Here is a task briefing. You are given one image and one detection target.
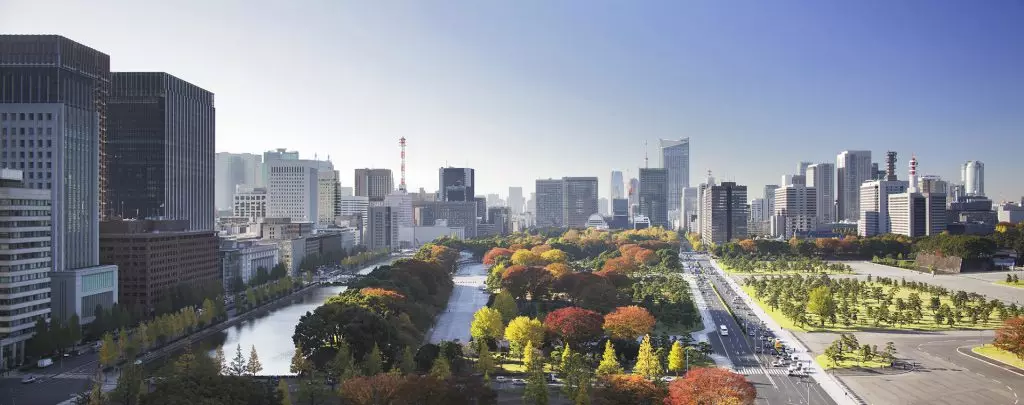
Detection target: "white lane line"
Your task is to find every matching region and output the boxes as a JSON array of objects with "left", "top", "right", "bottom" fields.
[{"left": 957, "top": 346, "right": 1024, "bottom": 377}]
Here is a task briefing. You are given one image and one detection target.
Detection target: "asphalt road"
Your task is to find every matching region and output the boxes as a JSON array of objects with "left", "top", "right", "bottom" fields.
[
  {"left": 426, "top": 261, "right": 490, "bottom": 344},
  {"left": 0, "top": 353, "right": 96, "bottom": 405},
  {"left": 685, "top": 254, "right": 838, "bottom": 405}
]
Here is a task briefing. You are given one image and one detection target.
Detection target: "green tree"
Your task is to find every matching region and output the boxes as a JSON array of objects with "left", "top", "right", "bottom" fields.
[
  {"left": 278, "top": 379, "right": 292, "bottom": 405},
  {"left": 807, "top": 286, "right": 837, "bottom": 327},
  {"left": 99, "top": 333, "right": 117, "bottom": 368},
  {"left": 561, "top": 351, "right": 591, "bottom": 405},
  {"left": 228, "top": 344, "right": 247, "bottom": 376},
  {"left": 522, "top": 350, "right": 549, "bottom": 405},
  {"left": 824, "top": 343, "right": 842, "bottom": 367},
  {"left": 560, "top": 345, "right": 573, "bottom": 373},
  {"left": 213, "top": 346, "right": 226, "bottom": 375},
  {"left": 633, "top": 335, "right": 662, "bottom": 379},
  {"left": 493, "top": 291, "right": 519, "bottom": 323},
  {"left": 860, "top": 344, "right": 873, "bottom": 363},
  {"left": 522, "top": 340, "right": 538, "bottom": 371},
  {"left": 295, "top": 371, "right": 331, "bottom": 405},
  {"left": 110, "top": 363, "right": 144, "bottom": 405},
  {"left": 246, "top": 345, "right": 263, "bottom": 376},
  {"left": 667, "top": 341, "right": 686, "bottom": 375},
  {"left": 290, "top": 344, "right": 312, "bottom": 376},
  {"left": 429, "top": 354, "right": 452, "bottom": 379},
  {"left": 596, "top": 340, "right": 623, "bottom": 376},
  {"left": 327, "top": 340, "right": 357, "bottom": 381},
  {"left": 470, "top": 306, "right": 505, "bottom": 343},
  {"left": 399, "top": 346, "right": 416, "bottom": 374},
  {"left": 504, "top": 316, "right": 545, "bottom": 356},
  {"left": 883, "top": 342, "right": 897, "bottom": 365},
  {"left": 67, "top": 313, "right": 82, "bottom": 346},
  {"left": 477, "top": 343, "right": 495, "bottom": 379},
  {"left": 363, "top": 343, "right": 383, "bottom": 376}
]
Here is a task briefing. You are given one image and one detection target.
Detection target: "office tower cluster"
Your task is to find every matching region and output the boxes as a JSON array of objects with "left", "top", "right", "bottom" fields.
[{"left": 533, "top": 177, "right": 599, "bottom": 229}]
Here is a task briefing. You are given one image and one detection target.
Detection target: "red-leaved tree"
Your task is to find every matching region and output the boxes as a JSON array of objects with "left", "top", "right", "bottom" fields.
[
  {"left": 483, "top": 248, "right": 514, "bottom": 265},
  {"left": 603, "top": 306, "right": 656, "bottom": 341},
  {"left": 501, "top": 266, "right": 554, "bottom": 301},
  {"left": 601, "top": 257, "right": 638, "bottom": 274},
  {"left": 664, "top": 367, "right": 756, "bottom": 405},
  {"left": 994, "top": 316, "right": 1024, "bottom": 361},
  {"left": 544, "top": 307, "right": 604, "bottom": 348},
  {"left": 592, "top": 374, "right": 666, "bottom": 405}
]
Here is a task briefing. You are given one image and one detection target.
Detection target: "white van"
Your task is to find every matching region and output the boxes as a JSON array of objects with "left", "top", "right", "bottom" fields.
[{"left": 719, "top": 325, "right": 729, "bottom": 336}]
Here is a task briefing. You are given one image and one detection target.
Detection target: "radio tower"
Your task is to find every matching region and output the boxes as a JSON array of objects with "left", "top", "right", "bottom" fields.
[
  {"left": 644, "top": 140, "right": 649, "bottom": 169},
  {"left": 399, "top": 137, "right": 407, "bottom": 192}
]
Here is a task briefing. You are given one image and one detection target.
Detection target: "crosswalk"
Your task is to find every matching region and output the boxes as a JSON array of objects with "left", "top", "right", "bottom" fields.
[{"left": 734, "top": 366, "right": 806, "bottom": 376}]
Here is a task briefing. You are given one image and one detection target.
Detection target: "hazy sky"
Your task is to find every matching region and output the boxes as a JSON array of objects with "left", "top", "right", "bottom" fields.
[{"left": 3, "top": 1, "right": 1022, "bottom": 200}]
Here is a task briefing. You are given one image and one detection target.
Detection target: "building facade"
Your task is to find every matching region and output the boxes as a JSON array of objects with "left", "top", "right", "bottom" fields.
[
  {"left": 836, "top": 150, "right": 872, "bottom": 222},
  {"left": 771, "top": 184, "right": 817, "bottom": 238},
  {"left": 659, "top": 138, "right": 690, "bottom": 220},
  {"left": 384, "top": 190, "right": 414, "bottom": 228},
  {"left": 108, "top": 72, "right": 215, "bottom": 231},
  {"left": 701, "top": 182, "right": 748, "bottom": 246},
  {"left": 535, "top": 179, "right": 564, "bottom": 228},
  {"left": 414, "top": 201, "right": 478, "bottom": 238},
  {"left": 267, "top": 159, "right": 322, "bottom": 222},
  {"left": 215, "top": 153, "right": 262, "bottom": 210},
  {"left": 562, "top": 177, "right": 599, "bottom": 229},
  {"left": 508, "top": 186, "right": 524, "bottom": 214},
  {"left": 317, "top": 169, "right": 341, "bottom": 226},
  {"left": 0, "top": 169, "right": 52, "bottom": 369},
  {"left": 354, "top": 168, "right": 394, "bottom": 202},
  {"left": 232, "top": 187, "right": 267, "bottom": 220},
  {"left": 218, "top": 238, "right": 279, "bottom": 291},
  {"left": 961, "top": 161, "right": 984, "bottom": 197},
  {"left": 365, "top": 206, "right": 398, "bottom": 252},
  {"left": 805, "top": 163, "right": 835, "bottom": 224},
  {"left": 888, "top": 193, "right": 947, "bottom": 237},
  {"left": 1, "top": 35, "right": 119, "bottom": 323},
  {"left": 638, "top": 168, "right": 668, "bottom": 228},
  {"left": 439, "top": 167, "right": 474, "bottom": 202},
  {"left": 610, "top": 170, "right": 624, "bottom": 200},
  {"left": 857, "top": 180, "right": 908, "bottom": 236}
]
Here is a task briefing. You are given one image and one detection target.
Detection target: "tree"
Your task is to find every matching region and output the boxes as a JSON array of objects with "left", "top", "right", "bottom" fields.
[
  {"left": 545, "top": 262, "right": 573, "bottom": 279},
  {"left": 290, "top": 344, "right": 312, "bottom": 376},
  {"left": 522, "top": 340, "right": 538, "bottom": 371},
  {"left": 541, "top": 249, "right": 569, "bottom": 264},
  {"left": 399, "top": 346, "right": 416, "bottom": 374},
  {"left": 502, "top": 265, "right": 555, "bottom": 300},
  {"left": 561, "top": 349, "right": 592, "bottom": 404},
  {"left": 477, "top": 343, "right": 495, "bottom": 379},
  {"left": 545, "top": 307, "right": 604, "bottom": 348},
  {"left": 603, "top": 306, "right": 656, "bottom": 341},
  {"left": 99, "top": 332, "right": 117, "bottom": 368},
  {"left": 664, "top": 367, "right": 756, "bottom": 405},
  {"left": 505, "top": 316, "right": 546, "bottom": 356},
  {"left": 511, "top": 249, "right": 546, "bottom": 267},
  {"left": 28, "top": 318, "right": 52, "bottom": 358},
  {"left": 363, "top": 343, "right": 384, "bottom": 376},
  {"left": 67, "top": 313, "right": 82, "bottom": 346},
  {"left": 327, "top": 340, "right": 357, "bottom": 382},
  {"left": 213, "top": 346, "right": 226, "bottom": 375},
  {"left": 807, "top": 286, "right": 837, "bottom": 327},
  {"left": 593, "top": 374, "right": 664, "bottom": 405},
  {"left": 429, "top": 354, "right": 452, "bottom": 379},
  {"left": 522, "top": 349, "right": 549, "bottom": 405},
  {"left": 596, "top": 340, "right": 624, "bottom": 376},
  {"left": 493, "top": 291, "right": 519, "bottom": 323},
  {"left": 667, "top": 341, "right": 686, "bottom": 375},
  {"left": 484, "top": 247, "right": 515, "bottom": 265},
  {"left": 228, "top": 344, "right": 247, "bottom": 376},
  {"left": 470, "top": 307, "right": 505, "bottom": 343},
  {"left": 633, "top": 335, "right": 662, "bottom": 379},
  {"left": 278, "top": 379, "right": 292, "bottom": 405},
  {"left": 110, "top": 363, "right": 144, "bottom": 405},
  {"left": 825, "top": 343, "right": 842, "bottom": 367},
  {"left": 994, "top": 316, "right": 1024, "bottom": 361},
  {"left": 246, "top": 345, "right": 263, "bottom": 376},
  {"left": 295, "top": 371, "right": 332, "bottom": 405}
]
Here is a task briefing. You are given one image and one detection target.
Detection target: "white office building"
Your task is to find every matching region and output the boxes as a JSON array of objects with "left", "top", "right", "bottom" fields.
[
  {"left": 233, "top": 186, "right": 267, "bottom": 220},
  {"left": 215, "top": 152, "right": 263, "bottom": 210},
  {"left": 267, "top": 159, "right": 324, "bottom": 223},
  {"left": 771, "top": 184, "right": 817, "bottom": 238},
  {"left": 365, "top": 206, "right": 398, "bottom": 252},
  {"left": 317, "top": 169, "right": 341, "bottom": 226},
  {"left": 805, "top": 163, "right": 835, "bottom": 224},
  {"left": 384, "top": 190, "right": 414, "bottom": 228},
  {"left": 837, "top": 150, "right": 873, "bottom": 222},
  {"left": 961, "top": 161, "right": 984, "bottom": 197},
  {"left": 858, "top": 180, "right": 908, "bottom": 236}
]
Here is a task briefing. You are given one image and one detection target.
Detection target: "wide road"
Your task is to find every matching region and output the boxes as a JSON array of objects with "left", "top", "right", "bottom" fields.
[
  {"left": 426, "top": 259, "right": 490, "bottom": 344},
  {"left": 684, "top": 253, "right": 838, "bottom": 405},
  {"left": 0, "top": 354, "right": 95, "bottom": 405}
]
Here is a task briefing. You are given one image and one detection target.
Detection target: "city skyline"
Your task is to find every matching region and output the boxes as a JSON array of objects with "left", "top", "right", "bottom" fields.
[{"left": 3, "top": 1, "right": 1021, "bottom": 201}]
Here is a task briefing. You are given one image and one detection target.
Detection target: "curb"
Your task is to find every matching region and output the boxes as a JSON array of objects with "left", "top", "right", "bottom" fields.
[{"left": 682, "top": 272, "right": 734, "bottom": 370}]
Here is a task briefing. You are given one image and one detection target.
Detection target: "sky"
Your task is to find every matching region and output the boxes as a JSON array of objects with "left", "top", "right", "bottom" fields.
[{"left": 2, "top": 0, "right": 1023, "bottom": 201}]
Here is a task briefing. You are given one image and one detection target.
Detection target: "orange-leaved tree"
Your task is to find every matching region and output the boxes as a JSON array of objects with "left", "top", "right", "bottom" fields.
[
  {"left": 665, "top": 367, "right": 756, "bottom": 405},
  {"left": 603, "top": 306, "right": 656, "bottom": 341},
  {"left": 544, "top": 307, "right": 604, "bottom": 348},
  {"left": 592, "top": 374, "right": 665, "bottom": 405},
  {"left": 994, "top": 316, "right": 1024, "bottom": 361},
  {"left": 545, "top": 262, "right": 572, "bottom": 279},
  {"left": 483, "top": 248, "right": 514, "bottom": 265}
]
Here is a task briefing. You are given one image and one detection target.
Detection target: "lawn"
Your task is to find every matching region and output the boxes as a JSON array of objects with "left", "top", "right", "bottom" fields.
[
  {"left": 814, "top": 353, "right": 890, "bottom": 370},
  {"left": 740, "top": 283, "right": 1004, "bottom": 333},
  {"left": 972, "top": 344, "right": 1024, "bottom": 369},
  {"left": 995, "top": 281, "right": 1024, "bottom": 289}
]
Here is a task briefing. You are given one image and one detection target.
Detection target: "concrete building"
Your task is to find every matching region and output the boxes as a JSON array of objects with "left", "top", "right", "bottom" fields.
[
  {"left": 610, "top": 170, "right": 624, "bottom": 200},
  {"left": 1, "top": 35, "right": 118, "bottom": 324},
  {"left": 659, "top": 138, "right": 690, "bottom": 220},
  {"left": 763, "top": 185, "right": 779, "bottom": 220},
  {"left": 748, "top": 198, "right": 767, "bottom": 237},
  {"left": 857, "top": 180, "right": 908, "bottom": 236},
  {"left": 487, "top": 206, "right": 512, "bottom": 236},
  {"left": 384, "top": 190, "right": 414, "bottom": 228},
  {"left": 486, "top": 194, "right": 501, "bottom": 207},
  {"left": 508, "top": 186, "right": 524, "bottom": 214},
  {"left": 563, "top": 177, "right": 599, "bottom": 229},
  {"left": 627, "top": 178, "right": 640, "bottom": 218},
  {"left": 99, "top": 219, "right": 219, "bottom": 314},
  {"left": 610, "top": 198, "right": 630, "bottom": 229},
  {"left": 962, "top": 161, "right": 985, "bottom": 197},
  {"left": 338, "top": 195, "right": 369, "bottom": 232},
  {"left": 317, "top": 169, "right": 341, "bottom": 226},
  {"left": 439, "top": 167, "right": 475, "bottom": 202},
  {"left": 681, "top": 187, "right": 698, "bottom": 231},
  {"left": 414, "top": 201, "right": 478, "bottom": 238},
  {"left": 771, "top": 184, "right": 818, "bottom": 238},
  {"left": 797, "top": 162, "right": 813, "bottom": 177},
  {"left": 997, "top": 203, "right": 1024, "bottom": 224},
  {"left": 805, "top": 163, "right": 835, "bottom": 224},
  {"left": 259, "top": 217, "right": 314, "bottom": 240},
  {"left": 599, "top": 198, "right": 609, "bottom": 216},
  {"left": 701, "top": 182, "right": 748, "bottom": 246},
  {"left": 108, "top": 72, "right": 215, "bottom": 231},
  {"left": 267, "top": 159, "right": 323, "bottom": 222},
  {"left": 694, "top": 172, "right": 716, "bottom": 237},
  {"left": 218, "top": 238, "right": 279, "bottom": 292},
  {"left": 216, "top": 153, "right": 262, "bottom": 210},
  {"left": 0, "top": 169, "right": 52, "bottom": 369},
  {"left": 837, "top": 150, "right": 873, "bottom": 221},
  {"left": 340, "top": 187, "right": 353, "bottom": 197},
  {"left": 639, "top": 168, "right": 669, "bottom": 228},
  {"left": 399, "top": 221, "right": 465, "bottom": 247},
  {"left": 888, "top": 192, "right": 947, "bottom": 237},
  {"left": 585, "top": 214, "right": 610, "bottom": 230},
  {"left": 535, "top": 179, "right": 564, "bottom": 228},
  {"left": 475, "top": 196, "right": 487, "bottom": 223},
  {"left": 262, "top": 148, "right": 299, "bottom": 187},
  {"left": 232, "top": 187, "right": 267, "bottom": 220},
  {"left": 365, "top": 206, "right": 398, "bottom": 252},
  {"left": 918, "top": 175, "right": 948, "bottom": 196},
  {"left": 354, "top": 168, "right": 394, "bottom": 202}
]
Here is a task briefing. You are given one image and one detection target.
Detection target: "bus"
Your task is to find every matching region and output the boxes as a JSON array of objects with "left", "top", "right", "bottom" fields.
[{"left": 719, "top": 325, "right": 729, "bottom": 336}]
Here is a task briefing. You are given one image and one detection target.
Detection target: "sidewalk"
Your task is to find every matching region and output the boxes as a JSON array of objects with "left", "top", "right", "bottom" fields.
[
  {"left": 708, "top": 258, "right": 859, "bottom": 405},
  {"left": 682, "top": 273, "right": 733, "bottom": 369}
]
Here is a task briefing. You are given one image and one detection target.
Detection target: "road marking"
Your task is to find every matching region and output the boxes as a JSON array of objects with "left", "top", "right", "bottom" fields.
[{"left": 956, "top": 346, "right": 1024, "bottom": 377}]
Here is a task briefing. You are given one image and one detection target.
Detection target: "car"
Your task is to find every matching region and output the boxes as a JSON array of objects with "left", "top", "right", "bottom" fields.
[
  {"left": 788, "top": 368, "right": 807, "bottom": 377},
  {"left": 748, "top": 330, "right": 755, "bottom": 337},
  {"left": 661, "top": 376, "right": 677, "bottom": 382},
  {"left": 771, "top": 359, "right": 787, "bottom": 367},
  {"left": 754, "top": 346, "right": 763, "bottom": 353},
  {"left": 787, "top": 363, "right": 801, "bottom": 373},
  {"left": 495, "top": 376, "right": 507, "bottom": 382},
  {"left": 512, "top": 379, "right": 527, "bottom": 386},
  {"left": 21, "top": 375, "right": 37, "bottom": 384}
]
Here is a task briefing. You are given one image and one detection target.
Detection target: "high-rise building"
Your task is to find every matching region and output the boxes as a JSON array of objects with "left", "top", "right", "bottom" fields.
[
  {"left": 610, "top": 170, "right": 625, "bottom": 200},
  {"left": 215, "top": 153, "right": 262, "bottom": 210},
  {"left": 837, "top": 150, "right": 873, "bottom": 221},
  {"left": 681, "top": 187, "right": 698, "bottom": 231},
  {"left": 701, "top": 182, "right": 748, "bottom": 246},
  {"left": 857, "top": 180, "right": 908, "bottom": 236},
  {"left": 340, "top": 187, "right": 354, "bottom": 197},
  {"left": 99, "top": 219, "right": 218, "bottom": 314},
  {"left": 338, "top": 195, "right": 370, "bottom": 240},
  {"left": 439, "top": 167, "right": 475, "bottom": 202},
  {"left": 108, "top": 72, "right": 215, "bottom": 230},
  {"left": 749, "top": 197, "right": 766, "bottom": 236},
  {"left": 384, "top": 190, "right": 414, "bottom": 228},
  {"left": 961, "top": 161, "right": 985, "bottom": 197},
  {"left": 659, "top": 138, "right": 690, "bottom": 218},
  {"left": 233, "top": 186, "right": 267, "bottom": 220},
  {"left": 888, "top": 191, "right": 947, "bottom": 237},
  {"left": 562, "top": 177, "right": 599, "bottom": 228},
  {"left": 413, "top": 201, "right": 478, "bottom": 237},
  {"left": 1, "top": 35, "right": 118, "bottom": 323},
  {"left": 639, "top": 168, "right": 669, "bottom": 228},
  {"left": 627, "top": 177, "right": 640, "bottom": 218},
  {"left": 763, "top": 185, "right": 779, "bottom": 219},
  {"left": 695, "top": 172, "right": 717, "bottom": 236},
  {"left": 535, "top": 179, "right": 564, "bottom": 228},
  {"left": 611, "top": 198, "right": 629, "bottom": 229},
  {"left": 0, "top": 169, "right": 52, "bottom": 368},
  {"left": 797, "top": 162, "right": 813, "bottom": 177},
  {"left": 918, "top": 175, "right": 948, "bottom": 196},
  {"left": 317, "top": 169, "right": 341, "bottom": 226},
  {"left": 262, "top": 148, "right": 299, "bottom": 185},
  {"left": 267, "top": 159, "right": 324, "bottom": 222},
  {"left": 354, "top": 168, "right": 394, "bottom": 202},
  {"left": 508, "top": 187, "right": 524, "bottom": 214},
  {"left": 598, "top": 197, "right": 609, "bottom": 216},
  {"left": 527, "top": 192, "right": 536, "bottom": 215},
  {"left": 486, "top": 193, "right": 501, "bottom": 207},
  {"left": 805, "top": 163, "right": 835, "bottom": 224},
  {"left": 365, "top": 206, "right": 398, "bottom": 252},
  {"left": 770, "top": 184, "right": 817, "bottom": 238}
]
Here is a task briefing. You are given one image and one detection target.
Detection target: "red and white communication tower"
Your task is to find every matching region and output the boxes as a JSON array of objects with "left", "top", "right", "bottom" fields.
[{"left": 399, "top": 137, "right": 407, "bottom": 192}]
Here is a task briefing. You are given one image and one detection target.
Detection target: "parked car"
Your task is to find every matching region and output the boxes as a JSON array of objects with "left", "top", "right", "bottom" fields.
[
  {"left": 36, "top": 358, "right": 53, "bottom": 368},
  {"left": 21, "top": 375, "right": 37, "bottom": 384},
  {"left": 495, "top": 376, "right": 507, "bottom": 382}
]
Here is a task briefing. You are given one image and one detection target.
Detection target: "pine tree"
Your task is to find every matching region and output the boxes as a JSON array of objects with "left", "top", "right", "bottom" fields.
[
  {"left": 328, "top": 341, "right": 356, "bottom": 381},
  {"left": 596, "top": 340, "right": 623, "bottom": 376},
  {"left": 228, "top": 344, "right": 247, "bottom": 376},
  {"left": 667, "top": 341, "right": 686, "bottom": 375},
  {"left": 363, "top": 343, "right": 383, "bottom": 375},
  {"left": 213, "top": 346, "right": 226, "bottom": 375},
  {"left": 522, "top": 351, "right": 549, "bottom": 405},
  {"left": 522, "top": 340, "right": 537, "bottom": 371},
  {"left": 429, "top": 354, "right": 452, "bottom": 379},
  {"left": 246, "top": 345, "right": 263, "bottom": 376},
  {"left": 278, "top": 379, "right": 292, "bottom": 405},
  {"left": 399, "top": 346, "right": 416, "bottom": 374},
  {"left": 633, "top": 335, "right": 662, "bottom": 379},
  {"left": 290, "top": 344, "right": 311, "bottom": 376},
  {"left": 477, "top": 343, "right": 495, "bottom": 379},
  {"left": 560, "top": 345, "right": 573, "bottom": 373}
]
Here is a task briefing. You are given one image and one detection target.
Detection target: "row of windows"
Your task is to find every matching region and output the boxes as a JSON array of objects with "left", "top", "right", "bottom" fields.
[
  {"left": 0, "top": 231, "right": 51, "bottom": 239},
  {"left": 1, "top": 138, "right": 54, "bottom": 147},
  {"left": 0, "top": 112, "right": 53, "bottom": 121},
  {"left": 0, "top": 251, "right": 51, "bottom": 260},
  {"left": 0, "top": 220, "right": 50, "bottom": 227},
  {"left": 0, "top": 293, "right": 50, "bottom": 307},
  {"left": 1, "top": 151, "right": 54, "bottom": 160},
  {"left": 0, "top": 199, "right": 50, "bottom": 206},
  {"left": 0, "top": 313, "right": 47, "bottom": 329},
  {"left": 1, "top": 161, "right": 53, "bottom": 170},
  {"left": 0, "top": 270, "right": 51, "bottom": 282},
  {"left": 0, "top": 210, "right": 50, "bottom": 217},
  {"left": 0, "top": 241, "right": 51, "bottom": 250},
  {"left": 1, "top": 127, "right": 54, "bottom": 137},
  {"left": 0, "top": 283, "right": 49, "bottom": 296}
]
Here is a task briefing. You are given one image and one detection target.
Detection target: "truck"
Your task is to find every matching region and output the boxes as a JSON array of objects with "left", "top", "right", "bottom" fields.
[{"left": 37, "top": 358, "right": 53, "bottom": 368}]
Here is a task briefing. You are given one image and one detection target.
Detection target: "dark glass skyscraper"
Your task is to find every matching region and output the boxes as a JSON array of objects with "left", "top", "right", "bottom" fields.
[
  {"left": 639, "top": 168, "right": 669, "bottom": 228},
  {"left": 108, "top": 72, "right": 215, "bottom": 230},
  {"left": 439, "top": 167, "right": 474, "bottom": 202}
]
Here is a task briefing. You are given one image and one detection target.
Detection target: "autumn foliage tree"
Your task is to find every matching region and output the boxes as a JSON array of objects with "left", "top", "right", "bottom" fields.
[
  {"left": 592, "top": 374, "right": 665, "bottom": 405},
  {"left": 603, "top": 306, "right": 656, "bottom": 341},
  {"left": 600, "top": 257, "right": 638, "bottom": 275},
  {"left": 483, "top": 248, "right": 514, "bottom": 265},
  {"left": 994, "top": 316, "right": 1024, "bottom": 361},
  {"left": 545, "top": 262, "right": 572, "bottom": 279},
  {"left": 511, "top": 249, "right": 546, "bottom": 267},
  {"left": 505, "top": 316, "right": 546, "bottom": 356},
  {"left": 544, "top": 307, "right": 604, "bottom": 348},
  {"left": 664, "top": 367, "right": 756, "bottom": 405},
  {"left": 501, "top": 265, "right": 554, "bottom": 301}
]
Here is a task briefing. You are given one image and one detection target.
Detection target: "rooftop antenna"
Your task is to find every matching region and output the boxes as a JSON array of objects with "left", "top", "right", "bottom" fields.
[
  {"left": 399, "top": 137, "right": 407, "bottom": 192},
  {"left": 644, "top": 140, "right": 649, "bottom": 169}
]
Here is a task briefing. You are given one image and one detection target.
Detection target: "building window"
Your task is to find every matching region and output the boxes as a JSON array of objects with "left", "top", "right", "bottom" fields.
[
  {"left": 1, "top": 113, "right": 6, "bottom": 121},
  {"left": 28, "top": 113, "right": 34, "bottom": 120},
  {"left": 46, "top": 140, "right": 51, "bottom": 147},
  {"left": 28, "top": 140, "right": 33, "bottom": 147},
  {"left": 46, "top": 113, "right": 52, "bottom": 121}
]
